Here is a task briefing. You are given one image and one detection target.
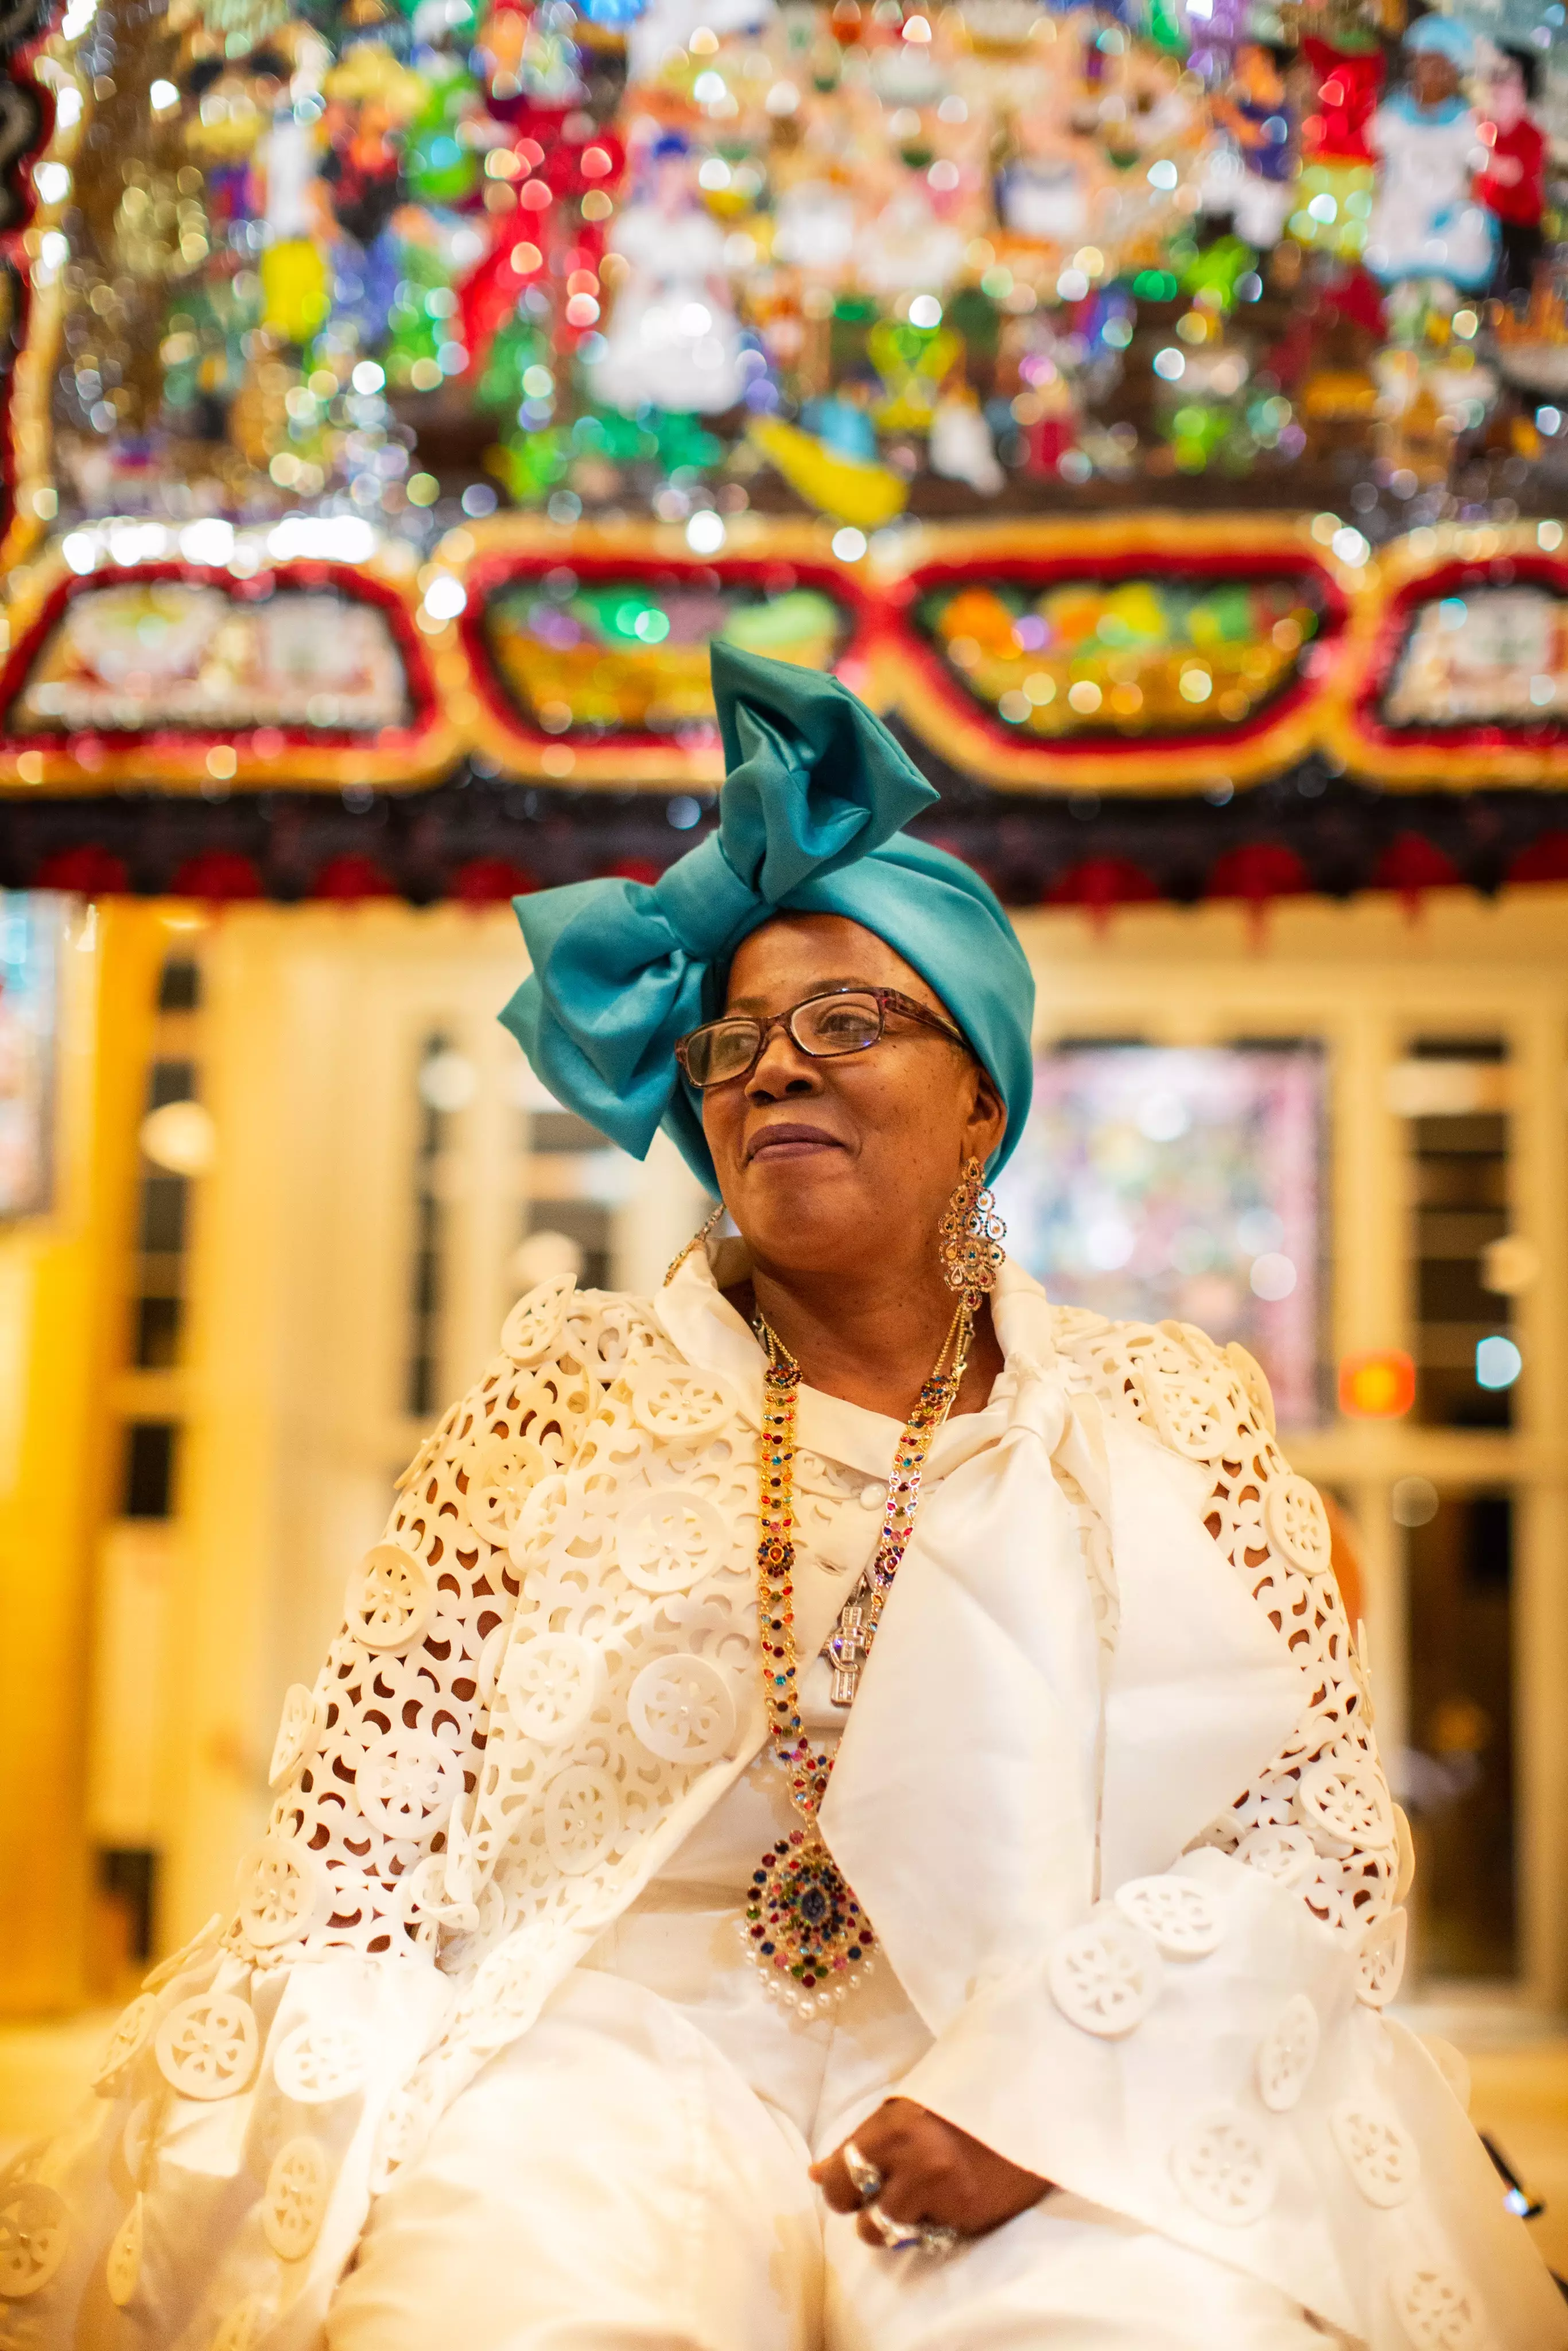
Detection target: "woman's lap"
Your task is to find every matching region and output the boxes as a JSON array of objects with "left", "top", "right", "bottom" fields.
[{"left": 326, "top": 1970, "right": 1344, "bottom": 2351}]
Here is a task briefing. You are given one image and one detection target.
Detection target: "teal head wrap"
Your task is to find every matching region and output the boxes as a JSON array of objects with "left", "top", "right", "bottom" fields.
[{"left": 499, "top": 644, "right": 1035, "bottom": 1191}]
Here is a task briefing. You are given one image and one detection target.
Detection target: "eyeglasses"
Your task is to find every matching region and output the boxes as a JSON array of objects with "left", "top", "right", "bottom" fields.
[{"left": 675, "top": 986, "right": 966, "bottom": 1090}]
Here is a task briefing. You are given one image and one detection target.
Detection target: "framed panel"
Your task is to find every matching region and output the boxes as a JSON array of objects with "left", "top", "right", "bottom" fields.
[
  {"left": 459, "top": 517, "right": 876, "bottom": 786},
  {"left": 1335, "top": 526, "right": 1568, "bottom": 789},
  {"left": 0, "top": 530, "right": 456, "bottom": 791},
  {"left": 882, "top": 519, "right": 1356, "bottom": 793}
]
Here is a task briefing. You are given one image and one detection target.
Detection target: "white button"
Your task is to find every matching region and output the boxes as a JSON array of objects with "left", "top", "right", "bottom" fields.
[
  {"left": 1235, "top": 1823, "right": 1318, "bottom": 1888},
  {"left": 0, "top": 2181, "right": 70, "bottom": 2299},
  {"left": 154, "top": 1992, "right": 259, "bottom": 2101},
  {"left": 1047, "top": 1914, "right": 1162, "bottom": 2037},
  {"left": 1356, "top": 1906, "right": 1408, "bottom": 2008},
  {"left": 236, "top": 1839, "right": 324, "bottom": 1952},
  {"left": 617, "top": 1489, "right": 731, "bottom": 1594},
  {"left": 500, "top": 1631, "right": 606, "bottom": 1745},
  {"left": 630, "top": 1364, "right": 735, "bottom": 1440},
  {"left": 211, "top": 2295, "right": 276, "bottom": 2351},
  {"left": 543, "top": 1763, "right": 623, "bottom": 1876},
  {"left": 1390, "top": 2259, "right": 1487, "bottom": 2351},
  {"left": 859, "top": 1484, "right": 886, "bottom": 1510},
  {"left": 1263, "top": 1473, "right": 1333, "bottom": 1577},
  {"left": 273, "top": 2020, "right": 369, "bottom": 2106},
  {"left": 92, "top": 1991, "right": 159, "bottom": 2095},
  {"left": 1256, "top": 1993, "right": 1319, "bottom": 2112},
  {"left": 269, "top": 1685, "right": 318, "bottom": 1787},
  {"left": 1113, "top": 1875, "right": 1223, "bottom": 1959},
  {"left": 356, "top": 1731, "right": 464, "bottom": 1837},
  {"left": 500, "top": 1270, "right": 574, "bottom": 1363},
  {"left": 262, "top": 2136, "right": 330, "bottom": 2262},
  {"left": 344, "top": 1543, "right": 435, "bottom": 1655},
  {"left": 1170, "top": 2108, "right": 1278, "bottom": 2227},
  {"left": 105, "top": 2195, "right": 142, "bottom": 2307},
  {"left": 627, "top": 1653, "right": 736, "bottom": 1764},
  {"left": 1295, "top": 1756, "right": 1394, "bottom": 1852},
  {"left": 1331, "top": 2100, "right": 1420, "bottom": 2207}
]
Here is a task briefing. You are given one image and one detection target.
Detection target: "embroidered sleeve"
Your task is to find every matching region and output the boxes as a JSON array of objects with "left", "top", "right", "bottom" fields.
[
  {"left": 1058, "top": 1310, "right": 1406, "bottom": 1993},
  {"left": 232, "top": 1273, "right": 659, "bottom": 1968}
]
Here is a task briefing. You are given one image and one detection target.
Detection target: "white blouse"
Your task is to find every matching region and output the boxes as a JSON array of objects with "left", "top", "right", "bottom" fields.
[{"left": 15, "top": 1247, "right": 1566, "bottom": 2351}]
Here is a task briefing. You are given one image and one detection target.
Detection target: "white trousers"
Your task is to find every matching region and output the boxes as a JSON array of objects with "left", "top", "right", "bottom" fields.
[{"left": 328, "top": 1922, "right": 1346, "bottom": 2351}]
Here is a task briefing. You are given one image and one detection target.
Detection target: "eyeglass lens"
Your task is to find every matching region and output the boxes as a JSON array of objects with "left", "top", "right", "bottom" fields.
[{"left": 684, "top": 992, "right": 884, "bottom": 1087}]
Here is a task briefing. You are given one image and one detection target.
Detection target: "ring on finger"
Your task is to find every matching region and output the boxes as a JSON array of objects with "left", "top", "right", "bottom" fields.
[
  {"left": 864, "top": 2203, "right": 958, "bottom": 2257},
  {"left": 864, "top": 2203, "right": 924, "bottom": 2251},
  {"left": 842, "top": 2141, "right": 884, "bottom": 2205}
]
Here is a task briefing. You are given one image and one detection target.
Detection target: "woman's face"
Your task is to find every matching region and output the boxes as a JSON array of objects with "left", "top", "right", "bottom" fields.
[{"left": 701, "top": 913, "right": 1006, "bottom": 1279}]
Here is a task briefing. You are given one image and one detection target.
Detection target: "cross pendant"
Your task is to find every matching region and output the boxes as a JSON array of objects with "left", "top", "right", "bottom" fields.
[{"left": 825, "top": 1585, "right": 871, "bottom": 1706}]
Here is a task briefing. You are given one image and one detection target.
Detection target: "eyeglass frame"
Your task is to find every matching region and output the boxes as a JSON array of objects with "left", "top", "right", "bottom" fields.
[{"left": 674, "top": 984, "right": 968, "bottom": 1089}]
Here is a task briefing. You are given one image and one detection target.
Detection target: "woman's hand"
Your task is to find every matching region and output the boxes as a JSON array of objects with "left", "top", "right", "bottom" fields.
[{"left": 810, "top": 2098, "right": 1051, "bottom": 2244}]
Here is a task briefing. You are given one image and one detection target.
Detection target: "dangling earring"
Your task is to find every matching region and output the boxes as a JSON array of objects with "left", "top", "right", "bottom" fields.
[
  {"left": 938, "top": 1157, "right": 1005, "bottom": 1308},
  {"left": 663, "top": 1201, "right": 725, "bottom": 1287}
]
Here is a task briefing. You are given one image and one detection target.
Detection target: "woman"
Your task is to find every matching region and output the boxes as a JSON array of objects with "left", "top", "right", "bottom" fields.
[{"left": 15, "top": 651, "right": 1566, "bottom": 2351}]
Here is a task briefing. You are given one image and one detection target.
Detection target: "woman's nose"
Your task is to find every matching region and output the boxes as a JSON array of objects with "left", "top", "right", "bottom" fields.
[{"left": 745, "top": 1029, "right": 824, "bottom": 1101}]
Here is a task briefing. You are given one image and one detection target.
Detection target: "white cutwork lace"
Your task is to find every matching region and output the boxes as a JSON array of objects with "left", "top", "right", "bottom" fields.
[{"left": 213, "top": 1277, "right": 1398, "bottom": 2187}]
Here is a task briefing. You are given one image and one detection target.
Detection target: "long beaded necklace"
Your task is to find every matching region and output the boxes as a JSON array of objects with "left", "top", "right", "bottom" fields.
[{"left": 741, "top": 1296, "right": 973, "bottom": 2014}]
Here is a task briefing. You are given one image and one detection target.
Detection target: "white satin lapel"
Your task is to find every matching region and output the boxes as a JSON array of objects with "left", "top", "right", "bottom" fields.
[
  {"left": 1096, "top": 1414, "right": 1306, "bottom": 1892},
  {"left": 820, "top": 1361, "right": 1102, "bottom": 2035}
]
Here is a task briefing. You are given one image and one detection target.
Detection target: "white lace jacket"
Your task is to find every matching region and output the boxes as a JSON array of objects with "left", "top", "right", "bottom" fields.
[{"left": 9, "top": 1252, "right": 1565, "bottom": 2351}]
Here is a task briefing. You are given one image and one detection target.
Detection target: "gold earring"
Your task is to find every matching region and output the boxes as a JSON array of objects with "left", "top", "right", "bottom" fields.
[
  {"left": 938, "top": 1157, "right": 1005, "bottom": 1305},
  {"left": 664, "top": 1201, "right": 725, "bottom": 1287}
]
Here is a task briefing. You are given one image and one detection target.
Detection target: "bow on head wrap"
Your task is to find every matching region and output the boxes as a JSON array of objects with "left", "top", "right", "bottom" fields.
[{"left": 500, "top": 643, "right": 1035, "bottom": 1191}]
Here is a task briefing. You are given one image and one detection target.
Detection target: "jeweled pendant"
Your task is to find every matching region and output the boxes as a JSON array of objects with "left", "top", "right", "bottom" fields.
[{"left": 740, "top": 1826, "right": 877, "bottom": 2014}]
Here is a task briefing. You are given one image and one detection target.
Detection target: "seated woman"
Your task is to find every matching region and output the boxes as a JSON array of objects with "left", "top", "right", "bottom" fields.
[{"left": 19, "top": 651, "right": 1568, "bottom": 2351}]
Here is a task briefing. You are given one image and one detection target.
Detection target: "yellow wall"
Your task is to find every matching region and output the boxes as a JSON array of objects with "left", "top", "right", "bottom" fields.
[{"left": 0, "top": 900, "right": 191, "bottom": 2015}]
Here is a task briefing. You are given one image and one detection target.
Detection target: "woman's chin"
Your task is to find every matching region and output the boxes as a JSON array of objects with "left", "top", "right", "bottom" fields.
[{"left": 735, "top": 1184, "right": 871, "bottom": 1270}]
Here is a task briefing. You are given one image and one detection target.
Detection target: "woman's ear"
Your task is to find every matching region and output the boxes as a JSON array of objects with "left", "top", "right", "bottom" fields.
[{"left": 965, "top": 1063, "right": 1008, "bottom": 1166}]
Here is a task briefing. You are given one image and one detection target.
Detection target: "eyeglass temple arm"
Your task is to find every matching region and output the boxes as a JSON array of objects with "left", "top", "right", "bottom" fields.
[{"left": 890, "top": 994, "right": 968, "bottom": 1049}]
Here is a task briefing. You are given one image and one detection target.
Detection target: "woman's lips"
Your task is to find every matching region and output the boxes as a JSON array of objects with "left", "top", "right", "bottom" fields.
[{"left": 744, "top": 1124, "right": 845, "bottom": 1163}]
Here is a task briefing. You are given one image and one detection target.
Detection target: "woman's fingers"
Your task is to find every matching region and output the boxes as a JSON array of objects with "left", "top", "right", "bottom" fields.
[
  {"left": 809, "top": 2146, "right": 865, "bottom": 2216},
  {"left": 814, "top": 2098, "right": 1053, "bottom": 2245},
  {"left": 810, "top": 2102, "right": 907, "bottom": 2216},
  {"left": 863, "top": 2150, "right": 944, "bottom": 2228}
]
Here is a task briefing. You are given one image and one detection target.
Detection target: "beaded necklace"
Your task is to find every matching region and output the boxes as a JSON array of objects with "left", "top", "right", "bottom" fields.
[{"left": 742, "top": 1298, "right": 971, "bottom": 2014}]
